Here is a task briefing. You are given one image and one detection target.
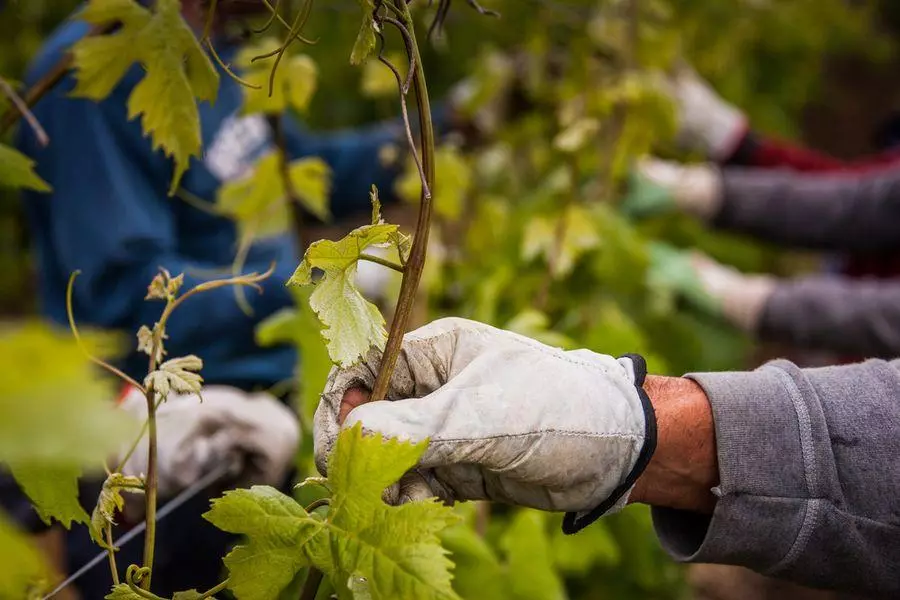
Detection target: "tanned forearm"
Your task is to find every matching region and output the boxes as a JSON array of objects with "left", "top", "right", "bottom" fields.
[{"left": 630, "top": 375, "right": 719, "bottom": 513}]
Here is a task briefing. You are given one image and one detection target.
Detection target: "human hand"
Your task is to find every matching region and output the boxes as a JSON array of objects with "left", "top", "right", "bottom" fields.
[
  {"left": 620, "top": 158, "right": 722, "bottom": 220},
  {"left": 314, "top": 318, "right": 657, "bottom": 533},
  {"left": 667, "top": 66, "right": 747, "bottom": 160},
  {"left": 120, "top": 385, "right": 300, "bottom": 497},
  {"left": 648, "top": 243, "right": 776, "bottom": 332}
]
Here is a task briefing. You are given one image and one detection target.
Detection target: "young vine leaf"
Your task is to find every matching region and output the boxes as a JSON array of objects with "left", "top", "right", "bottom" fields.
[
  {"left": 90, "top": 473, "right": 144, "bottom": 549},
  {"left": 0, "top": 323, "right": 138, "bottom": 469},
  {"left": 0, "top": 143, "right": 50, "bottom": 191},
  {"left": 7, "top": 464, "right": 89, "bottom": 529},
  {"left": 217, "top": 152, "right": 331, "bottom": 239},
  {"left": 287, "top": 189, "right": 404, "bottom": 367},
  {"left": 204, "top": 424, "right": 461, "bottom": 600},
  {"left": 351, "top": 0, "right": 378, "bottom": 65},
  {"left": 144, "top": 355, "right": 204, "bottom": 398},
  {"left": 237, "top": 39, "right": 318, "bottom": 114},
  {"left": 71, "top": 0, "right": 219, "bottom": 194},
  {"left": 105, "top": 585, "right": 149, "bottom": 599}
]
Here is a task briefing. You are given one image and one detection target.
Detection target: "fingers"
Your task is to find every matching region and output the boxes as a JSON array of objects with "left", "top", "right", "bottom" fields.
[{"left": 339, "top": 387, "right": 371, "bottom": 425}]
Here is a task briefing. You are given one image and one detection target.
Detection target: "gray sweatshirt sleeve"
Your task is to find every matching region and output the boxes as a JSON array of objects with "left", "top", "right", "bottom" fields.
[
  {"left": 651, "top": 359, "right": 900, "bottom": 597},
  {"left": 714, "top": 168, "right": 900, "bottom": 252},
  {"left": 758, "top": 276, "right": 900, "bottom": 358}
]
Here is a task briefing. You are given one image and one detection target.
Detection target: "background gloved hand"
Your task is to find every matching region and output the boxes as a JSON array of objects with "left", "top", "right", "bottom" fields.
[
  {"left": 667, "top": 66, "right": 748, "bottom": 160},
  {"left": 648, "top": 242, "right": 776, "bottom": 332},
  {"left": 314, "top": 318, "right": 657, "bottom": 534},
  {"left": 120, "top": 386, "right": 300, "bottom": 498},
  {"left": 620, "top": 158, "right": 723, "bottom": 220}
]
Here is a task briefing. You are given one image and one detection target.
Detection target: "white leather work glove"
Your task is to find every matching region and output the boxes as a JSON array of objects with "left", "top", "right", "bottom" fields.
[
  {"left": 120, "top": 385, "right": 300, "bottom": 497},
  {"left": 622, "top": 158, "right": 724, "bottom": 220},
  {"left": 314, "top": 318, "right": 657, "bottom": 534},
  {"left": 668, "top": 67, "right": 748, "bottom": 160}
]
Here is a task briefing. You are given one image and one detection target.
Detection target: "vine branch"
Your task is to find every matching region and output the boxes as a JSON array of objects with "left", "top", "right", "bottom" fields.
[{"left": 370, "top": 0, "right": 437, "bottom": 403}]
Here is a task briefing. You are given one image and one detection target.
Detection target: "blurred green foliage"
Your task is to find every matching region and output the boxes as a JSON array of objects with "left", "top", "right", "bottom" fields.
[{"left": 0, "top": 0, "right": 896, "bottom": 598}]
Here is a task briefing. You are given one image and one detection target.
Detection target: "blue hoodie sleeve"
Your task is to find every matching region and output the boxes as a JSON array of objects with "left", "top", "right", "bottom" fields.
[
  {"left": 281, "top": 104, "right": 452, "bottom": 221},
  {"left": 281, "top": 115, "right": 404, "bottom": 220},
  {"left": 22, "top": 71, "right": 294, "bottom": 385}
]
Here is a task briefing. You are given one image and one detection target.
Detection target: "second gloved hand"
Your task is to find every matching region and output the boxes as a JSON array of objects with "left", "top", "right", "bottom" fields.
[
  {"left": 120, "top": 386, "right": 300, "bottom": 497},
  {"left": 314, "top": 318, "right": 657, "bottom": 533},
  {"left": 648, "top": 242, "right": 776, "bottom": 332},
  {"left": 621, "top": 158, "right": 723, "bottom": 220}
]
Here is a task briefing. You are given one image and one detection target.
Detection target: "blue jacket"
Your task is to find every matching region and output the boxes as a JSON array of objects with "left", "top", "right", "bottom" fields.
[{"left": 17, "top": 19, "right": 410, "bottom": 388}]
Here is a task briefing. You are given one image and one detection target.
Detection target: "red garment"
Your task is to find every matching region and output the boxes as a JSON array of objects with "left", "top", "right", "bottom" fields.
[{"left": 726, "top": 128, "right": 900, "bottom": 174}]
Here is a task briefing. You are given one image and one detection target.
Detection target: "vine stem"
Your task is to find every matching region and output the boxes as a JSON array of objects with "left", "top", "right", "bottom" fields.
[
  {"left": 370, "top": 0, "right": 436, "bottom": 403},
  {"left": 105, "top": 525, "right": 119, "bottom": 586}
]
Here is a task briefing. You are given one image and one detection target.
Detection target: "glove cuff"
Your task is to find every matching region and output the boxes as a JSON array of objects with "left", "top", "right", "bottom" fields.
[{"left": 562, "top": 354, "right": 658, "bottom": 534}]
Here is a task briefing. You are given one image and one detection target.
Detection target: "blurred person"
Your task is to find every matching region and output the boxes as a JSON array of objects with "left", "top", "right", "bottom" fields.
[
  {"left": 315, "top": 317, "right": 900, "bottom": 598},
  {"left": 620, "top": 158, "right": 900, "bottom": 359},
  {"left": 9, "top": 0, "right": 474, "bottom": 595}
]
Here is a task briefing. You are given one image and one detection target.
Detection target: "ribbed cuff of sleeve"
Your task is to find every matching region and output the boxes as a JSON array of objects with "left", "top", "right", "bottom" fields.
[{"left": 651, "top": 365, "right": 812, "bottom": 572}]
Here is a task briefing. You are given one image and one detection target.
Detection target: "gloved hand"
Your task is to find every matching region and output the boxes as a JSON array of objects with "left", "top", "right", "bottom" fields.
[
  {"left": 314, "top": 318, "right": 657, "bottom": 534},
  {"left": 620, "top": 158, "right": 723, "bottom": 220},
  {"left": 667, "top": 66, "right": 748, "bottom": 160},
  {"left": 120, "top": 385, "right": 300, "bottom": 497},
  {"left": 648, "top": 242, "right": 776, "bottom": 332}
]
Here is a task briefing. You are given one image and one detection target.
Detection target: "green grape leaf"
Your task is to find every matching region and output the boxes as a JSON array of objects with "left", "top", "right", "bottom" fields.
[
  {"left": 0, "top": 323, "right": 138, "bottom": 467},
  {"left": 397, "top": 145, "right": 471, "bottom": 221},
  {"left": 238, "top": 40, "right": 318, "bottom": 114},
  {"left": 204, "top": 486, "right": 320, "bottom": 600},
  {"left": 0, "top": 512, "right": 47, "bottom": 599},
  {"left": 217, "top": 152, "right": 332, "bottom": 239},
  {"left": 351, "top": 0, "right": 378, "bottom": 65},
  {"left": 0, "top": 143, "right": 50, "bottom": 191},
  {"left": 144, "top": 354, "right": 204, "bottom": 398},
  {"left": 547, "top": 514, "right": 620, "bottom": 576},
  {"left": 106, "top": 584, "right": 145, "bottom": 599},
  {"left": 287, "top": 198, "right": 398, "bottom": 367},
  {"left": 72, "top": 0, "right": 219, "bottom": 194},
  {"left": 440, "top": 521, "right": 508, "bottom": 600},
  {"left": 90, "top": 473, "right": 144, "bottom": 549},
  {"left": 8, "top": 464, "right": 89, "bottom": 529},
  {"left": 205, "top": 425, "right": 460, "bottom": 600},
  {"left": 172, "top": 591, "right": 204, "bottom": 600},
  {"left": 500, "top": 510, "right": 566, "bottom": 600},
  {"left": 522, "top": 205, "right": 600, "bottom": 278}
]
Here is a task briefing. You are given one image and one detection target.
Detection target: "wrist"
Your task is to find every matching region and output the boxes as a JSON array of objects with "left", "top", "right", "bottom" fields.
[{"left": 630, "top": 375, "right": 718, "bottom": 513}]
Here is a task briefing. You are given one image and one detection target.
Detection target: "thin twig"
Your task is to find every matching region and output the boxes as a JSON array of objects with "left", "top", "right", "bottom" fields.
[
  {"left": 0, "top": 23, "right": 113, "bottom": 135},
  {"left": 360, "top": 253, "right": 404, "bottom": 273},
  {"left": 299, "top": 568, "right": 324, "bottom": 600},
  {"left": 66, "top": 272, "right": 147, "bottom": 393},
  {"left": 0, "top": 77, "right": 48, "bottom": 146}
]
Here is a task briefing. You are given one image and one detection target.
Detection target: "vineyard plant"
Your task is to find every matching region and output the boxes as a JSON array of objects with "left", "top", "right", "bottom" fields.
[{"left": 0, "top": 0, "right": 892, "bottom": 599}]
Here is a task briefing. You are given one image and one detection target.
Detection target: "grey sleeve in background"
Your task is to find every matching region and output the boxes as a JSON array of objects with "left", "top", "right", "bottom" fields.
[
  {"left": 759, "top": 277, "right": 900, "bottom": 358},
  {"left": 715, "top": 168, "right": 900, "bottom": 253},
  {"left": 651, "top": 359, "right": 900, "bottom": 597}
]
